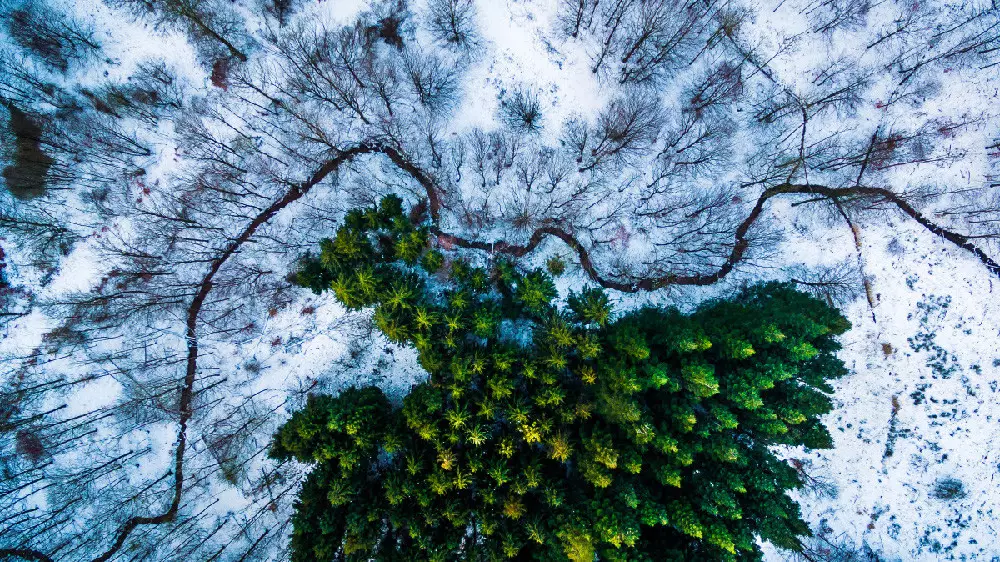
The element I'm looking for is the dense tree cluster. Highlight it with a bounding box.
[4,0,998,558]
[273,196,851,561]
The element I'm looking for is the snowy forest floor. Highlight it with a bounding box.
[3,0,1000,559]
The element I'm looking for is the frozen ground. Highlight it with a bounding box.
[761,200,1000,559]
[2,0,1000,559]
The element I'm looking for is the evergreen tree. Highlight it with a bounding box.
[274,195,850,561]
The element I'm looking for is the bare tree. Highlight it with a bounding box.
[500,86,543,132]
[576,90,663,172]
[427,0,477,48]
[109,0,251,62]
[403,49,460,113]
[2,1,101,72]
[5,1,1000,561]
[617,0,717,84]
[557,0,599,38]
[590,0,636,75]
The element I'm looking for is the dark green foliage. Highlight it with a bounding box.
[2,104,55,200]
[546,256,566,277]
[275,195,851,561]
[515,269,557,316]
[568,287,613,326]
[422,248,445,273]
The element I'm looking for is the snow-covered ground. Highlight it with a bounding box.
[3,0,1000,559]
[759,199,1000,559]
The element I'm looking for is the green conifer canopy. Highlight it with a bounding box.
[273,195,851,562]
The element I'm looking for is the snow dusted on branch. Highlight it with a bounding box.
[1,0,999,559]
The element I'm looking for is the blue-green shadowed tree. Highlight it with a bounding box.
[272,195,851,562]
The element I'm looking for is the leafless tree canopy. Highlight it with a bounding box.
[2,0,1000,559]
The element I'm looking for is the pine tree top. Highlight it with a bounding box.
[275,196,850,561]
